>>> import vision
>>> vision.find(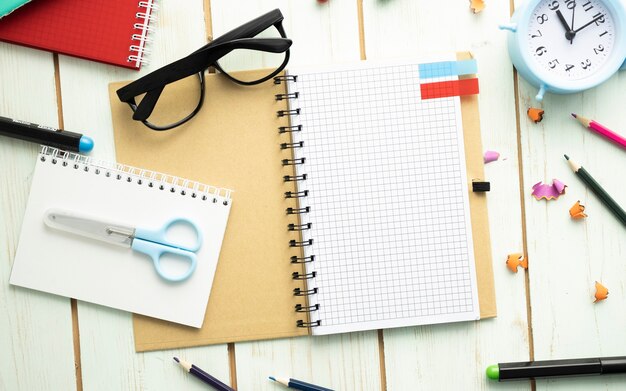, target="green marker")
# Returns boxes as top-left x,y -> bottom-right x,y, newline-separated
485,364 -> 499,380
486,356 -> 626,381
